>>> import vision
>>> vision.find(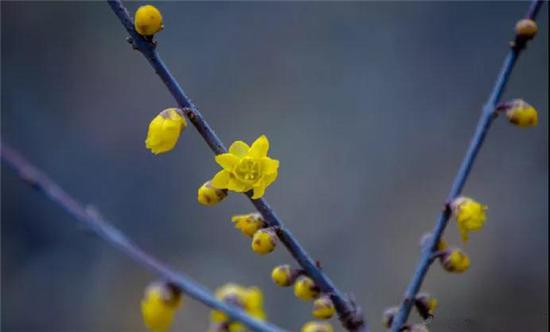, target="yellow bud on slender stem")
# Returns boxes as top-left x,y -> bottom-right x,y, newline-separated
135,5 -> 164,37
301,321 -> 334,332
145,108 -> 187,155
198,181 -> 227,206
271,264 -> 299,287
294,276 -> 320,301
312,295 -> 335,319
232,213 -> 266,237
251,228 -> 277,255
441,248 -> 471,273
